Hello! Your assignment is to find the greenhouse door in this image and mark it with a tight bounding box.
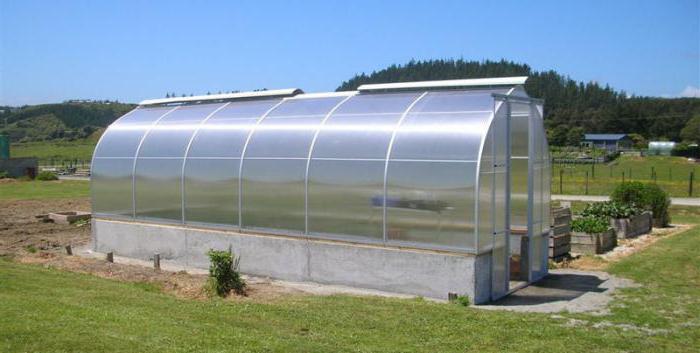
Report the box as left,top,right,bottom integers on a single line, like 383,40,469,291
490,99,511,301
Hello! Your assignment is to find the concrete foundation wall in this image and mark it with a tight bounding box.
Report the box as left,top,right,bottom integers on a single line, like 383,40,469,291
93,218,492,303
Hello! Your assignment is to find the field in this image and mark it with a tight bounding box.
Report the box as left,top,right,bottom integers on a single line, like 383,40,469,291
0,179,699,352
0,179,89,200
10,139,96,166
552,156,697,197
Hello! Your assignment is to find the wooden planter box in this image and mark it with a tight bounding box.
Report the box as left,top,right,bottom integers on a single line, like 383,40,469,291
610,211,652,240
570,228,616,255
548,233,571,258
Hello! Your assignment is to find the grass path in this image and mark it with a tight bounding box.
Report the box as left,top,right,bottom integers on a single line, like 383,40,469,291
0,180,89,200
1,224,699,352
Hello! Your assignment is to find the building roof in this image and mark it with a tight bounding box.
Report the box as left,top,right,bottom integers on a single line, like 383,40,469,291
584,134,628,141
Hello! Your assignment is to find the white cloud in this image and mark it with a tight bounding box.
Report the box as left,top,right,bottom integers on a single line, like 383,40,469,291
680,85,700,98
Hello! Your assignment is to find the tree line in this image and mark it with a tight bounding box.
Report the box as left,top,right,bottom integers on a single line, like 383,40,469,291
337,59,700,145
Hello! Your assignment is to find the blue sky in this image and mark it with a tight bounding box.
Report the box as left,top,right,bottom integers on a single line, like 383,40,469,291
1,0,698,105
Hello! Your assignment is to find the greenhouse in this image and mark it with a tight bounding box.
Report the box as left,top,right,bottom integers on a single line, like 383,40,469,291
91,77,551,303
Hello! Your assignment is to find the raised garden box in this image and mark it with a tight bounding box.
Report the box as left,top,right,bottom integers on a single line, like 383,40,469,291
549,233,571,258
570,228,616,255
610,211,652,240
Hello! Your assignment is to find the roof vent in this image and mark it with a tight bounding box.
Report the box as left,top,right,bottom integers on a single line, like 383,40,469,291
139,88,303,106
357,76,528,92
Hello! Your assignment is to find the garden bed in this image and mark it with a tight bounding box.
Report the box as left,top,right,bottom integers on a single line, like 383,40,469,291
571,228,617,255
610,211,652,239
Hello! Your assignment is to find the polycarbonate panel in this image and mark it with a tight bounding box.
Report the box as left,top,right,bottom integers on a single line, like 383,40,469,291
187,99,282,158
184,158,239,225
91,158,133,216
307,160,384,238
245,116,324,158
511,158,528,228
333,92,421,115
494,170,507,232
138,104,223,158
410,90,505,113
267,96,347,117
94,107,174,158
386,161,476,249
391,112,491,161
187,119,257,158
312,115,399,159
511,116,529,157
241,159,305,232
477,126,495,251
134,158,182,221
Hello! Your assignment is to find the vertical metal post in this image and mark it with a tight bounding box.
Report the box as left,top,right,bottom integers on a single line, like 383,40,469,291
690,171,694,197
382,92,428,243
591,163,595,179
559,168,563,194
622,171,626,183
585,171,589,195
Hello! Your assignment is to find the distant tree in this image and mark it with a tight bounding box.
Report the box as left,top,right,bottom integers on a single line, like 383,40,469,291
680,115,700,143
627,133,647,149
566,127,585,146
547,125,569,146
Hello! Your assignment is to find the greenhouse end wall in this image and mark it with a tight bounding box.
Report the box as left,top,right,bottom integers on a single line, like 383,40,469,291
91,79,548,303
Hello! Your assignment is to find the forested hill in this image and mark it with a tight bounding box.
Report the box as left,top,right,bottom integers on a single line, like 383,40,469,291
338,59,700,145
0,101,135,142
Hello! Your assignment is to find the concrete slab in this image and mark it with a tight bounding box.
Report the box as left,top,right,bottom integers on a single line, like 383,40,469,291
477,269,639,313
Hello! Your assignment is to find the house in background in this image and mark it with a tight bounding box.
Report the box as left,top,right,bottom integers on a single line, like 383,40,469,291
581,134,632,152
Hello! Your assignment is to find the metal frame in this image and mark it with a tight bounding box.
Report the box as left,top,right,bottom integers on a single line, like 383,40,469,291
139,89,302,106
180,102,231,223
237,99,287,229
131,106,180,218
381,91,428,242
358,77,528,92
303,94,356,233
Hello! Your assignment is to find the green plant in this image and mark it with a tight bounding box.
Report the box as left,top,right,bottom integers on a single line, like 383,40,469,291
611,182,671,226
0,171,9,179
206,249,245,297
571,216,609,233
36,171,58,181
455,295,470,307
581,201,641,219
643,183,671,227
24,245,37,253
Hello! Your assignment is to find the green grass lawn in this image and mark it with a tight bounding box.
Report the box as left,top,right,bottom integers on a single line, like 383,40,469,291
552,155,697,197
10,140,96,165
1,223,699,352
0,180,89,200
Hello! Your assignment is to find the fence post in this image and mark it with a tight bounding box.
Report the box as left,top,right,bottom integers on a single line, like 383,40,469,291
669,168,672,181
585,171,589,195
591,163,595,179
651,166,655,180
622,171,625,183
559,168,564,194
690,171,695,197
609,165,613,177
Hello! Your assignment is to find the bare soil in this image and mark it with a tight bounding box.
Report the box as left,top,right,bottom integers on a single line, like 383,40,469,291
0,198,307,302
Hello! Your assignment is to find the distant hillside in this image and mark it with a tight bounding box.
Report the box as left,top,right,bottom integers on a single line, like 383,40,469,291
338,59,700,145
0,101,134,142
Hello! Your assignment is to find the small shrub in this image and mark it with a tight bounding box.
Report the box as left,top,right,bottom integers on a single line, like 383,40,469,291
0,171,9,179
581,201,641,219
610,182,671,226
206,249,245,297
610,181,646,206
643,184,671,227
455,295,470,307
25,245,37,253
571,216,609,233
36,171,58,181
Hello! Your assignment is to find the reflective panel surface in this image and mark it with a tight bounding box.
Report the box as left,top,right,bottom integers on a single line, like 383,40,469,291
307,160,384,239
134,158,182,221
184,158,239,225
91,158,134,216
386,161,476,250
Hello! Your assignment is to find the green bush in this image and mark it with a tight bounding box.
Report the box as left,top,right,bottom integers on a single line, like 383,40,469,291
581,201,642,219
0,171,9,179
611,182,671,226
206,249,245,297
571,216,610,233
36,171,58,181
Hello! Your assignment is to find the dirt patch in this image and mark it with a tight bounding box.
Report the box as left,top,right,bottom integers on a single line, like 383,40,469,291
0,198,91,256
553,224,692,271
